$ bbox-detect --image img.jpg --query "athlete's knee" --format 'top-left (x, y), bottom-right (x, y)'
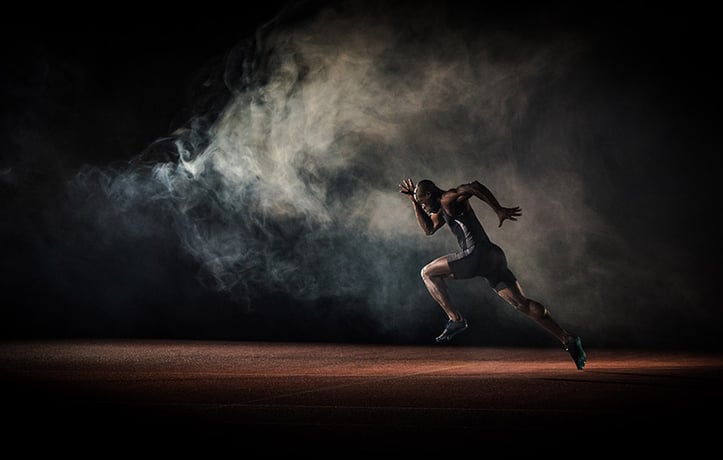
top-left (499, 289), bottom-right (524, 309)
top-left (507, 296), bottom-right (545, 317)
top-left (421, 264), bottom-right (444, 282)
top-left (528, 300), bottom-right (550, 320)
top-left (501, 290), bottom-right (550, 319)
top-left (509, 297), bottom-right (529, 312)
top-left (420, 265), bottom-right (431, 281)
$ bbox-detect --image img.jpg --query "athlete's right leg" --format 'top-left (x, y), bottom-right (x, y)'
top-left (420, 255), bottom-right (463, 322)
top-left (421, 256), bottom-right (469, 342)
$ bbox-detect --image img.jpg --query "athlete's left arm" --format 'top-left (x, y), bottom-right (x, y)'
top-left (455, 181), bottom-right (522, 227)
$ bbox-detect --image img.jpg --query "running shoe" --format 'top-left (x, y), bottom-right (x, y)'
top-left (565, 336), bottom-right (586, 370)
top-left (435, 319), bottom-right (468, 343)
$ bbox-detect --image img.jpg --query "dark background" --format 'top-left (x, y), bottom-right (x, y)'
top-left (1, 1), bottom-right (719, 348)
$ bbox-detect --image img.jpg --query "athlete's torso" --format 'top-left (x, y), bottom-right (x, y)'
top-left (440, 206), bottom-right (491, 253)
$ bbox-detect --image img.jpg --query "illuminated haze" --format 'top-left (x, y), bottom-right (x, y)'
top-left (55, 1), bottom-right (715, 346)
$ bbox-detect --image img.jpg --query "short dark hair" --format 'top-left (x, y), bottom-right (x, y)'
top-left (416, 179), bottom-right (440, 197)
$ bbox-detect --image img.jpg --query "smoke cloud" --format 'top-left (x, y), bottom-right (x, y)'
top-left (71, 3), bottom-right (572, 305)
top-left (6, 1), bottom-right (716, 347)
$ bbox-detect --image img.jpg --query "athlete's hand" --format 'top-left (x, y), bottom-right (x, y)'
top-left (399, 178), bottom-right (416, 201)
top-left (496, 206), bottom-right (522, 227)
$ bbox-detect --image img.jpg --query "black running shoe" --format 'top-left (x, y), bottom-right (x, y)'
top-left (565, 336), bottom-right (586, 370)
top-left (435, 319), bottom-right (468, 343)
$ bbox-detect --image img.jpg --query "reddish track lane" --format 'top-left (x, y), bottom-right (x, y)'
top-left (1, 340), bottom-right (721, 454)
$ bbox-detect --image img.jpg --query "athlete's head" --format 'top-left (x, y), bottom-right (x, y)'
top-left (414, 179), bottom-right (442, 213)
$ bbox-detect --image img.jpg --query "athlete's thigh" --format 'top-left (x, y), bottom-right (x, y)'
top-left (423, 255), bottom-right (453, 277)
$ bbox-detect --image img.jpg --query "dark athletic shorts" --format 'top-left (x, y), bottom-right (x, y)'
top-left (447, 243), bottom-right (517, 291)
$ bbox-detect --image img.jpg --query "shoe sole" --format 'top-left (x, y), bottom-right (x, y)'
top-left (435, 325), bottom-right (468, 343)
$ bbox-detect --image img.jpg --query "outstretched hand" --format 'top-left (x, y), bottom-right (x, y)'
top-left (399, 178), bottom-right (416, 201)
top-left (496, 206), bottom-right (522, 227)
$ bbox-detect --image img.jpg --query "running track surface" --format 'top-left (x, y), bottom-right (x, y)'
top-left (2, 340), bottom-right (721, 455)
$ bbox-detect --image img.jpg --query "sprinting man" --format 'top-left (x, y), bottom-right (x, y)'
top-left (399, 178), bottom-right (586, 370)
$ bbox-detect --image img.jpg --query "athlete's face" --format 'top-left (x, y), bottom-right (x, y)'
top-left (414, 188), bottom-right (440, 214)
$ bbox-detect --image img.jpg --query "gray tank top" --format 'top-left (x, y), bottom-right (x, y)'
top-left (441, 207), bottom-right (491, 253)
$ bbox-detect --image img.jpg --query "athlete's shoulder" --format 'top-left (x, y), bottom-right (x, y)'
top-left (444, 185), bottom-right (474, 199)
top-left (440, 188), bottom-right (459, 203)
top-left (454, 182), bottom-right (477, 192)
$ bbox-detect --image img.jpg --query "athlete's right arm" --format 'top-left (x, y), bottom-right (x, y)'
top-left (399, 178), bottom-right (444, 235)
